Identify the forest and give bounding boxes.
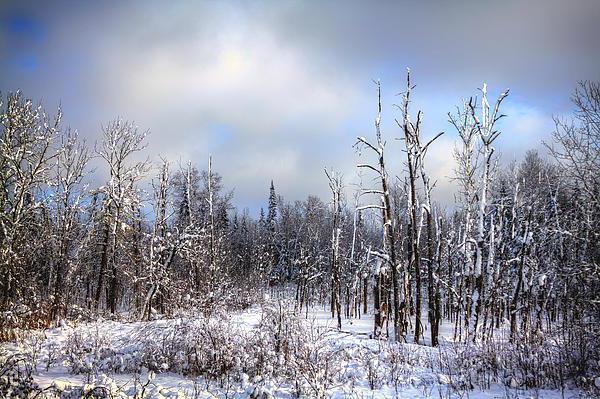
[0,76,599,398]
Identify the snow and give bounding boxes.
[1,303,584,398]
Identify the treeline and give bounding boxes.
[0,77,598,361]
[0,91,374,332]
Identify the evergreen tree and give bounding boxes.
[267,180,277,233]
[259,207,266,229]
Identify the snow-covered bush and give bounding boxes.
[44,341,61,372]
[19,331,45,372]
[287,323,344,397]
[357,345,385,390]
[183,317,247,382]
[255,301,346,397]
[437,341,492,392]
[64,304,98,324]
[254,300,302,375]
[59,316,258,393]
[43,305,598,398]
[64,327,120,378]
[557,323,600,396]
[44,373,164,399]
[0,350,40,398]
[133,313,249,385]
[436,332,599,396]
[385,342,430,392]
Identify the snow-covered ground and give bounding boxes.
[1,302,585,398]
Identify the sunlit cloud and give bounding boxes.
[1,0,598,211]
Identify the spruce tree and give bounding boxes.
[267,180,277,233]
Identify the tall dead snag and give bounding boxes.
[397,69,443,345]
[355,81,403,340]
[348,182,368,321]
[468,84,509,340]
[398,70,422,344]
[449,101,479,341]
[349,189,360,320]
[325,168,343,330]
[417,149,443,347]
[207,155,215,279]
[471,85,509,339]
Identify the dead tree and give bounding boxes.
[325,168,343,330]
[207,155,216,279]
[449,100,479,340]
[468,84,509,340]
[355,80,404,340]
[348,181,366,321]
[396,69,443,345]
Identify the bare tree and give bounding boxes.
[207,156,216,281]
[396,69,444,345]
[355,80,404,340]
[468,84,509,340]
[47,129,90,321]
[94,119,149,313]
[325,169,343,330]
[546,81,599,221]
[449,100,479,341]
[0,92,61,311]
[141,159,182,320]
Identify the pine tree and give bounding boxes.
[259,208,266,229]
[267,180,277,233]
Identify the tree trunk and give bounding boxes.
[95,220,110,310]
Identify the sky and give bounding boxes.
[1,0,599,213]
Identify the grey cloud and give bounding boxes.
[1,0,598,212]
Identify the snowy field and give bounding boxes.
[0,301,585,398]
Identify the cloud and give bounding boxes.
[88,23,363,207]
[1,0,598,212]
[495,103,555,162]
